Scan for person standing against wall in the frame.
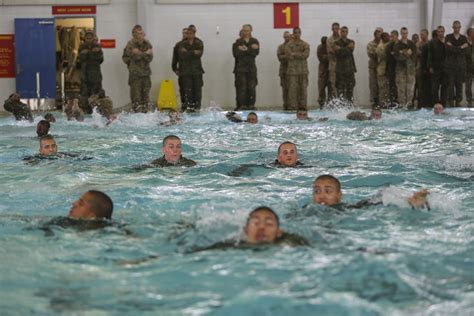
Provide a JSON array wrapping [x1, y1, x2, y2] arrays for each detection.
[[327, 22, 340, 100], [317, 36, 329, 108], [285, 27, 310, 111], [232, 24, 259, 110], [122, 25, 153, 113], [78, 31, 104, 114], [444, 20, 469, 107], [466, 27, 474, 107], [416, 29, 431, 108], [334, 26, 356, 104], [178, 25, 204, 112], [428, 26, 447, 105], [172, 27, 188, 107], [277, 31, 291, 110], [386, 30, 399, 107], [376, 32, 390, 106], [367, 27, 383, 107], [394, 27, 416, 107]]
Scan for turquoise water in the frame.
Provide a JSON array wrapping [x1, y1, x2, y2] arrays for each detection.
[[0, 108, 473, 315]]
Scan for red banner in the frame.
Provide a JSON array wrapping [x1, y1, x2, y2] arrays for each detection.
[[274, 3, 299, 29], [52, 6, 96, 15], [0, 34, 15, 78], [100, 39, 116, 49]]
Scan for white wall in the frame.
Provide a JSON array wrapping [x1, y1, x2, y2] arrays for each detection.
[[0, 0, 472, 111]]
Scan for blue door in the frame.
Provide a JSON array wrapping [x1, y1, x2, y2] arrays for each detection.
[[15, 18, 56, 99]]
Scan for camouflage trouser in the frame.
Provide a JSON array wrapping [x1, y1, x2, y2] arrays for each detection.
[[328, 59, 337, 98], [280, 75, 289, 110], [235, 72, 257, 110], [445, 68, 464, 106], [377, 73, 389, 106], [368, 66, 379, 104], [181, 74, 203, 111], [336, 71, 355, 102], [80, 74, 102, 114], [395, 68, 415, 106], [318, 68, 329, 108], [466, 71, 473, 106], [129, 76, 151, 112], [287, 74, 308, 111]]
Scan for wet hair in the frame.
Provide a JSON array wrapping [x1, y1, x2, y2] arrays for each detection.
[[246, 206, 280, 227], [39, 134, 55, 146], [247, 112, 258, 119], [163, 134, 181, 146], [314, 174, 341, 192], [87, 190, 113, 220], [332, 22, 340, 28], [36, 120, 50, 137], [277, 141, 297, 154], [132, 24, 143, 34]]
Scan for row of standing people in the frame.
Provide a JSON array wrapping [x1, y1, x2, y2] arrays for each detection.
[[61, 21, 474, 115]]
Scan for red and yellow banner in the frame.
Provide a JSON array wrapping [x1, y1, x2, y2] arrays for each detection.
[[0, 34, 15, 78], [52, 6, 96, 15], [274, 3, 299, 29], [100, 39, 116, 49]]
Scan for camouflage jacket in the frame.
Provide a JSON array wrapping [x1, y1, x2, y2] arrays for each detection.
[[177, 37, 205, 76], [285, 38, 310, 75], [122, 39, 153, 77], [149, 155, 196, 167], [334, 38, 356, 74], [232, 37, 259, 73]]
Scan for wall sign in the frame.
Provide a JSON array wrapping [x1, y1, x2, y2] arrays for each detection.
[[100, 39, 116, 49], [274, 3, 299, 29], [0, 35, 15, 78], [52, 6, 97, 15]]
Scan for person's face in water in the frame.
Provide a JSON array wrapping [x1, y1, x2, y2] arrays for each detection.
[[297, 111, 309, 120], [370, 110, 382, 120], [69, 192, 96, 219], [313, 179, 342, 206], [162, 138, 182, 162], [39, 139, 57, 156], [433, 103, 444, 115], [244, 209, 282, 244], [277, 143, 298, 166], [247, 114, 258, 124]]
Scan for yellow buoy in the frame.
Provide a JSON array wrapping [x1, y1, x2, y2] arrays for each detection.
[[157, 79, 178, 111]]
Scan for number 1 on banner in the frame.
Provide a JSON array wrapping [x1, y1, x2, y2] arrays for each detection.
[[282, 6, 291, 25]]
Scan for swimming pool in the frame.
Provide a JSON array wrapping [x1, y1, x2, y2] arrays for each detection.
[[1, 108, 473, 315]]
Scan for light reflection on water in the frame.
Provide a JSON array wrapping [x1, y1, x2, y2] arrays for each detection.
[[0, 108, 473, 315]]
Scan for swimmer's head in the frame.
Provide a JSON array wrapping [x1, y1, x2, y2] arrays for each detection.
[[277, 141, 298, 167], [36, 120, 50, 137], [370, 108, 382, 120], [162, 135, 182, 162], [39, 135, 57, 156], [296, 110, 309, 120], [313, 174, 342, 206], [44, 113, 56, 123], [69, 190, 113, 220], [246, 112, 258, 124], [244, 206, 282, 244], [433, 103, 444, 115]]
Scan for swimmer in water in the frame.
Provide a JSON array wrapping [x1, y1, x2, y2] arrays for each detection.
[[149, 135, 196, 167], [346, 108, 382, 121], [36, 120, 51, 137], [225, 111, 258, 124], [312, 174, 431, 210], [271, 141, 304, 167], [433, 103, 444, 115]]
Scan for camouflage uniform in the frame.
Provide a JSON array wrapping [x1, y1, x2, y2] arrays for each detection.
[[416, 40, 432, 107], [232, 37, 259, 110], [376, 42, 390, 105], [277, 41, 289, 110], [334, 38, 356, 102], [149, 155, 196, 167], [466, 40, 474, 106], [88, 94, 113, 119], [394, 40, 416, 106], [285, 38, 310, 110], [427, 38, 447, 104], [177, 37, 204, 111], [122, 39, 153, 112], [326, 34, 340, 98], [444, 33, 468, 106], [386, 40, 398, 105], [317, 42, 329, 108], [172, 40, 185, 105], [367, 39, 380, 105], [3, 97, 32, 121], [78, 41, 103, 113]]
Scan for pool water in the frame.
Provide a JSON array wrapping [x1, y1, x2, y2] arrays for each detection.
[[0, 108, 473, 315]]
